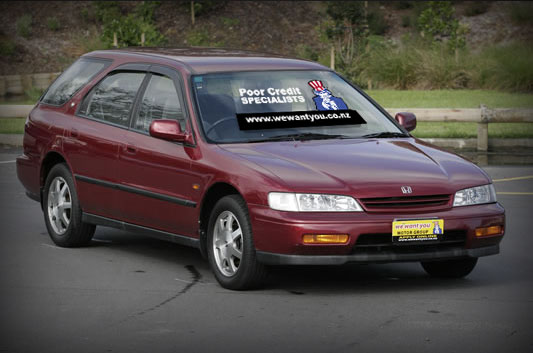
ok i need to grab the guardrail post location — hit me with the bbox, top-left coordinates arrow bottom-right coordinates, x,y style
478,104 -> 489,152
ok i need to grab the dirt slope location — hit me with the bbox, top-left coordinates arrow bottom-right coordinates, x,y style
0,1 -> 531,75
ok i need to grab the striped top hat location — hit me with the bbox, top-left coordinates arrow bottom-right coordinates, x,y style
308,80 -> 325,92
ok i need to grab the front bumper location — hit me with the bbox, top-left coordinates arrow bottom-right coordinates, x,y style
257,245 -> 499,265
249,202 -> 505,265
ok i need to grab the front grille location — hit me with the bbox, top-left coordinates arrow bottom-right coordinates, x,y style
352,230 -> 467,254
359,194 -> 451,212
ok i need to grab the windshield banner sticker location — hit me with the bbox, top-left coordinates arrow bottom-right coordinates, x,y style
239,87 -> 305,105
236,110 -> 366,130
308,80 -> 348,111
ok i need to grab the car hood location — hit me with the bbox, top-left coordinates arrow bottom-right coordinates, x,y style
219,138 -> 490,198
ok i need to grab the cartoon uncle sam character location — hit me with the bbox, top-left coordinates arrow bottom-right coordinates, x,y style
308,80 -> 348,111
432,221 -> 443,235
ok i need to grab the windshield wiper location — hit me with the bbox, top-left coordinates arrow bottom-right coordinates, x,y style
270,133 -> 348,141
361,132 -> 408,138
246,133 -> 350,143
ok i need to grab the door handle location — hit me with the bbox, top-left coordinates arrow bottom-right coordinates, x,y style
125,144 -> 137,154
70,128 -> 79,138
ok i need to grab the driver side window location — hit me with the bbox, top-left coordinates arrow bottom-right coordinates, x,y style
133,74 -> 185,133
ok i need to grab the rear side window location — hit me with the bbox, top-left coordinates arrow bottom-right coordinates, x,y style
78,72 -> 145,127
42,58 -> 108,106
133,74 -> 184,132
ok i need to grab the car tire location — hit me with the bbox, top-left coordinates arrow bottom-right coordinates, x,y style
421,257 -> 478,278
207,195 -> 267,290
43,163 -> 95,247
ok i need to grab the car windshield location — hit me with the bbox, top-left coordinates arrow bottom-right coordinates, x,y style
193,70 -> 404,143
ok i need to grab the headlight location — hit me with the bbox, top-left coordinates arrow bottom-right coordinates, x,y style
268,192 -> 363,212
453,184 -> 497,207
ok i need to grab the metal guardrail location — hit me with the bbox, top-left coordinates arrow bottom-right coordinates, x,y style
1,105 -> 532,151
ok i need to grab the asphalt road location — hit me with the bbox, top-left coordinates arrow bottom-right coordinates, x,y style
1,146 -> 532,353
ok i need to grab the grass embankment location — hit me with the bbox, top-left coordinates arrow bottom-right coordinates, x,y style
0,118 -> 25,134
368,89 -> 533,138
367,90 -> 533,108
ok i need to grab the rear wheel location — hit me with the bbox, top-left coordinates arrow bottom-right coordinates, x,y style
421,257 -> 478,278
43,163 -> 95,247
207,195 -> 267,290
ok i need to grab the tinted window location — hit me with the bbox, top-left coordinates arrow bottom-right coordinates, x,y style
42,58 -> 107,106
79,72 -> 145,127
133,74 -> 184,132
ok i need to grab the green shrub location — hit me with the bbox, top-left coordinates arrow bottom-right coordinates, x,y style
97,1 -> 165,47
16,14 -> 32,38
186,28 -> 209,46
362,40 -> 418,89
478,43 -> 533,92
368,9 -> 389,35
342,36 -> 533,92
417,2 -> 464,50
102,14 -> 166,47
0,39 -> 15,56
417,47 -> 470,89
94,1 -> 121,23
47,17 -> 60,31
134,1 -> 160,22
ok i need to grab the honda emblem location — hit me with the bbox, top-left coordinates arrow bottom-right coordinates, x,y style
401,186 -> 412,194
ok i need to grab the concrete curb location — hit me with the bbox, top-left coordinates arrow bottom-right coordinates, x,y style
0,105 -> 33,118
0,134 -> 23,146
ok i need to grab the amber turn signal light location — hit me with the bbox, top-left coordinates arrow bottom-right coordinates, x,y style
475,225 -> 503,237
302,234 -> 349,244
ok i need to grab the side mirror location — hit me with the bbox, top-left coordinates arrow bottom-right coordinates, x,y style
395,112 -> 417,132
149,119 -> 193,144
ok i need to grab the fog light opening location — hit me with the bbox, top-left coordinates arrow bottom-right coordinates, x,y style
302,234 -> 349,244
475,225 -> 503,237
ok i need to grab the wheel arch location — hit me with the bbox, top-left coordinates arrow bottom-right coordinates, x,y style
40,151 -> 70,208
198,182 -> 243,259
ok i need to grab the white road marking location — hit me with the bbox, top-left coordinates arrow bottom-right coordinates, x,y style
0,160 -> 16,164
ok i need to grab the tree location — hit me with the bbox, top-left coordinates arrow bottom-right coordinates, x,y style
417,1 -> 466,51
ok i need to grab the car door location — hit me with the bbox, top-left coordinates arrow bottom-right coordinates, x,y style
116,65 -> 200,237
68,67 -> 148,219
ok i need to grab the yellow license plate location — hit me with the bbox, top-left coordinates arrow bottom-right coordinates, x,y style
392,219 -> 444,242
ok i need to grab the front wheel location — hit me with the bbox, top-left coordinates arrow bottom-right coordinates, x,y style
207,195 -> 267,290
43,163 -> 95,247
421,257 -> 478,278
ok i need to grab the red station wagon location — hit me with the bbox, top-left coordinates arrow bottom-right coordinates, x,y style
17,48 -> 505,289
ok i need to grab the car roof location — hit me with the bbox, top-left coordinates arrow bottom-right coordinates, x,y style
85,47 -> 329,74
